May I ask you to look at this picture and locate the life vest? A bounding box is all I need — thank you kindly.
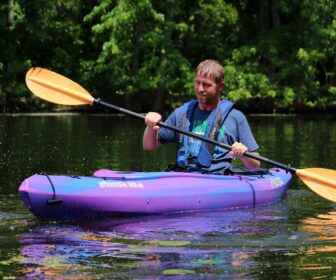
[176,99,233,168]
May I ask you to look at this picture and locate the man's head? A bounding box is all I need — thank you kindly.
[194,60,224,110]
[196,59,225,84]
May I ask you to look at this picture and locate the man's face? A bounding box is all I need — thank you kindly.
[194,72,223,105]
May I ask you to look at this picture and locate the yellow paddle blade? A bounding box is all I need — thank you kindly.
[26,67,95,105]
[296,168,336,202]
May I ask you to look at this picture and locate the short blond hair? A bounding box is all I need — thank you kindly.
[196,59,225,84]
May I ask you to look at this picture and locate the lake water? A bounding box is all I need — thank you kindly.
[0,113,335,279]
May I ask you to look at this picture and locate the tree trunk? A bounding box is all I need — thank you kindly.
[259,0,281,30]
[151,87,166,113]
[123,16,143,109]
[8,0,14,26]
[232,0,243,19]
[4,0,14,111]
[271,0,281,28]
[259,0,270,30]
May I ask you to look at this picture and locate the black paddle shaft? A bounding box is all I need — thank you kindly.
[95,98,297,173]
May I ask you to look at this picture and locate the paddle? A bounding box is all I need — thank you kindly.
[25,67,336,202]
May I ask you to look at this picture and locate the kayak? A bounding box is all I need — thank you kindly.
[19,168,292,220]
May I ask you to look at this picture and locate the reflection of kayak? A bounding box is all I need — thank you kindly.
[18,168,292,220]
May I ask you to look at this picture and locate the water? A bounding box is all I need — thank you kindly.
[0,113,335,279]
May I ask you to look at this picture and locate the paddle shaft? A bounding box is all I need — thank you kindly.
[95,98,296,173]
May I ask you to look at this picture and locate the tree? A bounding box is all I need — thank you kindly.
[0,0,27,111]
[1,0,335,112]
[84,0,192,112]
[0,0,97,111]
[221,0,336,111]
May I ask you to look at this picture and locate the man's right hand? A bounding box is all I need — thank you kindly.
[144,112,162,131]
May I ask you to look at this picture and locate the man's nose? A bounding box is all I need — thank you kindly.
[197,83,204,91]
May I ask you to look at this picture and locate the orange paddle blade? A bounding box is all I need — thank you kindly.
[296,168,336,202]
[26,67,95,105]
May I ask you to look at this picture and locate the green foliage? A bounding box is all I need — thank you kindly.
[0,0,97,111]
[224,47,274,101]
[0,0,335,112]
[84,0,193,110]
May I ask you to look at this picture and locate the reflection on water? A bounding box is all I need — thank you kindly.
[301,211,336,242]
[17,207,292,278]
[13,203,335,279]
[296,211,336,278]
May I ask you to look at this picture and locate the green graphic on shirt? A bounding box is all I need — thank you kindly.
[189,121,226,157]
[219,125,226,138]
[192,120,207,134]
[192,121,226,137]
[188,120,207,156]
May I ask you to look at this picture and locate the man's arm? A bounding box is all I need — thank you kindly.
[241,151,260,170]
[143,112,162,150]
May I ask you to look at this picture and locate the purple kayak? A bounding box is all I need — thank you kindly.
[19,168,292,220]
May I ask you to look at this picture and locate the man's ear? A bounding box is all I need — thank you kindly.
[217,80,224,90]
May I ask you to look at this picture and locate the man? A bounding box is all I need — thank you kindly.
[143,59,260,174]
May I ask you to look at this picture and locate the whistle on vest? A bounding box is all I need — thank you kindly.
[177,147,189,168]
